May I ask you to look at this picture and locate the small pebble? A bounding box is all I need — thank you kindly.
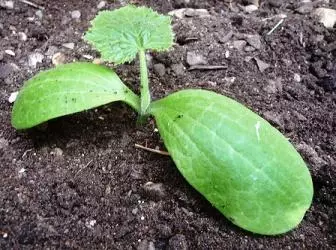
[62,42,75,50]
[85,219,96,229]
[153,63,166,77]
[254,58,270,73]
[18,32,27,41]
[5,50,15,56]
[186,51,207,66]
[296,3,314,14]
[297,142,326,169]
[184,8,210,17]
[93,58,103,64]
[52,147,63,157]
[0,138,9,150]
[245,34,262,50]
[264,78,283,94]
[28,53,44,68]
[71,10,81,19]
[97,1,106,9]
[171,63,185,76]
[314,8,336,28]
[233,40,247,50]
[8,91,18,103]
[0,0,14,9]
[243,5,258,13]
[35,10,43,19]
[244,45,256,52]
[132,207,138,215]
[52,52,66,65]
[83,54,94,60]
[294,73,301,82]
[168,8,209,18]
[143,182,165,201]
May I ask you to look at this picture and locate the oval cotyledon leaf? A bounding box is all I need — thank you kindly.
[150,89,313,235]
[12,63,140,129]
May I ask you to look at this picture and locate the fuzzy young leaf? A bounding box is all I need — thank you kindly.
[150,89,313,235]
[12,63,140,129]
[84,5,174,64]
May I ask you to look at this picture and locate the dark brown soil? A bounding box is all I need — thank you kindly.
[1,0,335,249]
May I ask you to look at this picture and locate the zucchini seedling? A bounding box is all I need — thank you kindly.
[11,5,313,235]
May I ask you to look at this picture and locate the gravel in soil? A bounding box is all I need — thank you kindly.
[0,0,335,249]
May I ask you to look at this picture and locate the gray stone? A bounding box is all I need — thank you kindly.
[0,1,14,9]
[254,58,270,73]
[244,45,255,52]
[71,10,81,19]
[8,91,18,103]
[297,142,327,169]
[262,111,284,128]
[293,73,301,82]
[233,40,247,50]
[184,8,209,17]
[18,32,27,41]
[296,3,314,14]
[97,1,106,9]
[153,63,166,77]
[171,63,185,76]
[143,182,165,201]
[5,49,15,56]
[186,51,207,66]
[314,8,336,28]
[62,42,75,50]
[168,234,187,250]
[243,4,258,13]
[0,138,9,150]
[137,239,155,250]
[52,52,66,65]
[35,10,43,19]
[51,147,63,158]
[264,78,283,94]
[28,53,44,68]
[245,34,262,50]
[168,8,209,18]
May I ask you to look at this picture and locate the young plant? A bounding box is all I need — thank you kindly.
[11,5,313,235]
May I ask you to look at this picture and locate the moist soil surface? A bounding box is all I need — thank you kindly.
[1,0,335,249]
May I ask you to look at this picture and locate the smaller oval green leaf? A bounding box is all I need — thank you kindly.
[12,63,140,129]
[84,5,174,64]
[150,89,313,235]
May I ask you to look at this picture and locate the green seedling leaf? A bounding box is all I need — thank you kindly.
[85,5,174,64]
[12,63,140,129]
[150,89,313,235]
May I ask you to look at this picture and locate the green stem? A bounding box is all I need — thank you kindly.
[139,49,150,116]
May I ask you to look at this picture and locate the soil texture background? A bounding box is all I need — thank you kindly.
[0,0,335,249]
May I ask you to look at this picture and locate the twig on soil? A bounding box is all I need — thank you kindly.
[188,65,227,71]
[267,18,285,36]
[21,149,33,158]
[74,160,93,178]
[19,0,44,10]
[135,143,170,156]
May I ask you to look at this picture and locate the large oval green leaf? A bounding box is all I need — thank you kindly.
[12,63,140,129]
[150,89,313,235]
